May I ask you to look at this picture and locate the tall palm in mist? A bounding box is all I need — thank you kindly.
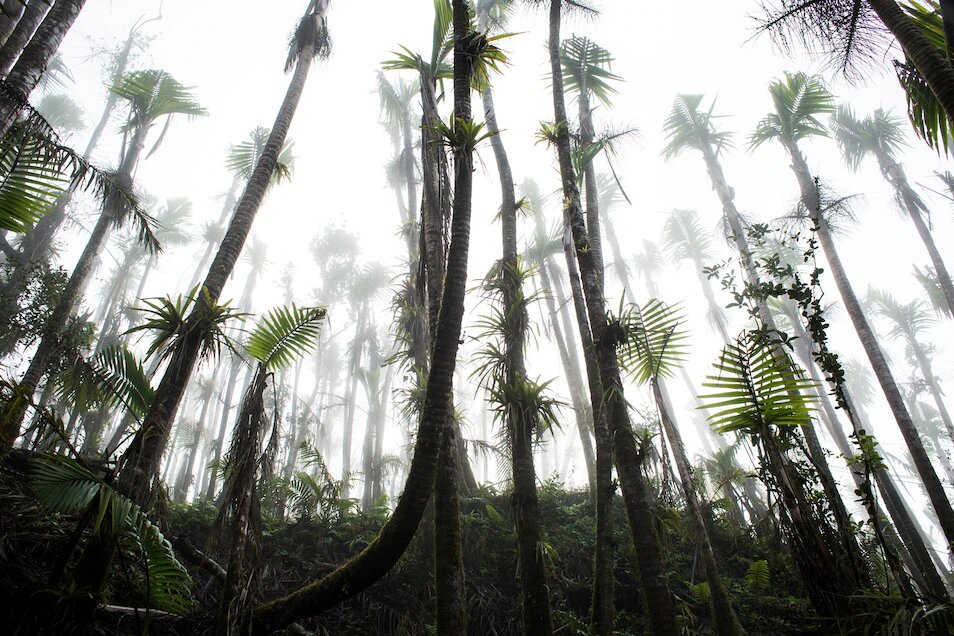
[750,70,954,556]
[831,105,954,316]
[545,1,679,633]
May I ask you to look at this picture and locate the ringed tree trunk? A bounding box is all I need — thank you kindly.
[786,142,954,554]
[0,0,48,75]
[0,0,87,136]
[0,1,27,52]
[480,49,553,634]
[547,2,679,634]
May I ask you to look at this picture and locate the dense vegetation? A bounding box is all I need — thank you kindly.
[0,0,953,634]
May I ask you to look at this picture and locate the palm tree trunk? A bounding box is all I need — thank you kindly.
[480,54,553,635]
[118,38,316,509]
[878,152,954,317]
[652,379,745,636]
[0,1,27,51]
[548,2,678,633]
[0,0,47,75]
[869,0,954,130]
[909,334,954,444]
[249,11,478,631]
[788,146,954,552]
[0,0,86,136]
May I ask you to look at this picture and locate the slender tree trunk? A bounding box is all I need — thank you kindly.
[787,144,954,553]
[480,47,553,634]
[0,0,87,136]
[910,336,954,444]
[548,3,678,633]
[0,0,47,75]
[653,379,745,636]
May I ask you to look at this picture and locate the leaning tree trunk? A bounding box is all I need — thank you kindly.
[869,0,954,132]
[480,58,553,635]
[0,0,87,136]
[877,151,954,318]
[787,142,954,553]
[548,2,678,634]
[1,120,147,446]
[0,0,48,75]
[247,14,478,635]
[652,379,745,636]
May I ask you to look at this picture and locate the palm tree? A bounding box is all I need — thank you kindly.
[750,70,954,553]
[476,2,554,632]
[214,305,326,635]
[117,3,331,509]
[0,0,88,136]
[545,2,679,633]
[756,0,954,143]
[1,68,205,447]
[618,299,745,636]
[248,1,482,631]
[831,105,954,316]
[0,1,27,51]
[867,287,954,443]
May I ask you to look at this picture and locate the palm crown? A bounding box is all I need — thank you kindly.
[662,94,733,159]
[560,35,621,105]
[750,71,834,149]
[830,104,906,170]
[111,69,207,133]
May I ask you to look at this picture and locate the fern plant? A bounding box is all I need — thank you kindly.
[30,454,192,613]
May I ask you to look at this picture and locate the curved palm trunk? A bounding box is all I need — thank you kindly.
[907,330,954,444]
[481,64,553,634]
[548,3,678,633]
[1,122,146,446]
[786,143,954,553]
[652,379,745,636]
[249,12,477,633]
[0,0,86,136]
[0,0,47,75]
[869,0,954,129]
[877,152,954,318]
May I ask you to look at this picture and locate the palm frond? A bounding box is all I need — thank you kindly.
[246,305,327,371]
[560,35,622,106]
[617,299,689,385]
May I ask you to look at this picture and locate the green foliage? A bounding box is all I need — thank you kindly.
[30,454,192,614]
[125,287,246,365]
[830,104,906,171]
[616,298,689,385]
[0,133,69,233]
[245,304,326,371]
[750,71,833,149]
[699,334,817,434]
[560,35,622,105]
[53,345,154,421]
[663,94,733,159]
[35,94,86,135]
[225,126,296,189]
[745,560,770,593]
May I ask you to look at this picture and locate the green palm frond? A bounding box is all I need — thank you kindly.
[225,126,296,189]
[560,35,622,106]
[830,104,906,171]
[111,69,207,132]
[617,299,689,385]
[865,287,935,342]
[0,135,69,232]
[31,455,192,614]
[246,305,326,371]
[125,288,246,365]
[54,345,154,420]
[750,72,833,149]
[913,265,952,319]
[745,560,770,593]
[431,0,454,73]
[895,1,952,155]
[662,94,733,159]
[699,335,817,434]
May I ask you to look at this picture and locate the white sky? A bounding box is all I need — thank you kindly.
[34,1,954,537]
